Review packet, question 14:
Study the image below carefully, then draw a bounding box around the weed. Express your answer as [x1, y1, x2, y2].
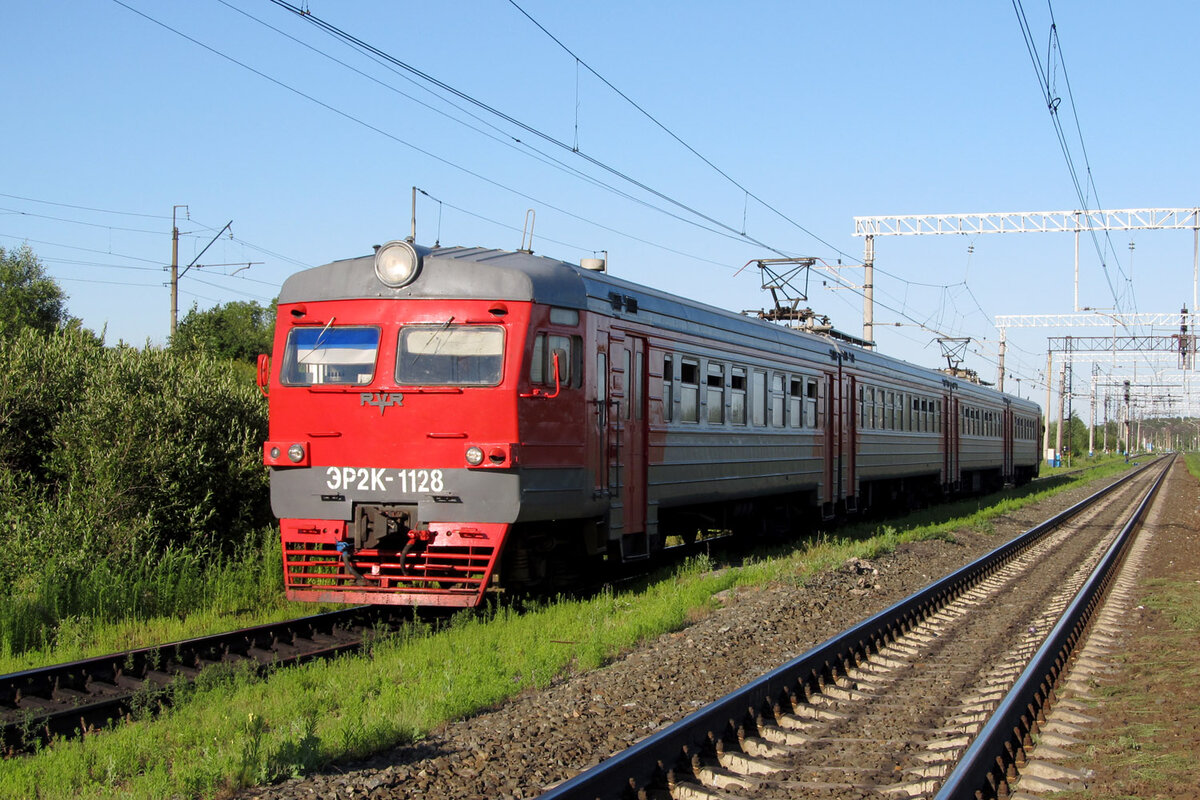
[235, 712, 268, 787]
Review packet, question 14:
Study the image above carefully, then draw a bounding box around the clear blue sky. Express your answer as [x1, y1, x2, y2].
[4, 1, 1198, 408]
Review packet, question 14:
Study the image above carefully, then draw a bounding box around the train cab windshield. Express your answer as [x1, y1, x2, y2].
[396, 324, 504, 386]
[281, 325, 380, 385]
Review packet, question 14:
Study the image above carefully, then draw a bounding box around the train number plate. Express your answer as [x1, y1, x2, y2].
[324, 467, 445, 494]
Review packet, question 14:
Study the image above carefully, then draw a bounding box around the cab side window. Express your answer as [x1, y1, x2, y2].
[530, 333, 580, 387]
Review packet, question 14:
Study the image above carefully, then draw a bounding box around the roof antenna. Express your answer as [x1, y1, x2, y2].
[408, 186, 417, 243]
[519, 209, 536, 253]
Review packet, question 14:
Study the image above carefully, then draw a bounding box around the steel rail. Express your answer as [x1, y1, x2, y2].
[935, 454, 1173, 799]
[536, 459, 1162, 800]
[0, 605, 383, 754]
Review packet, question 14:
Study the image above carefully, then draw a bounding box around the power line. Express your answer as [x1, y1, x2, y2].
[188, 274, 274, 302]
[264, 0, 799, 258]
[58, 276, 162, 289]
[0, 232, 163, 264]
[415, 188, 731, 269]
[0, 192, 171, 220]
[503, 0, 851, 260]
[213, 0, 662, 213]
[4, 190, 314, 273]
[1011, 0, 1126, 312]
[42, 258, 162, 272]
[108, 1, 1010, 371]
[110, 0, 796, 267]
[222, 0, 796, 264]
[0, 206, 164, 235]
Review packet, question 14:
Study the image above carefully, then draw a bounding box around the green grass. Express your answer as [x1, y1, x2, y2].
[1184, 451, 1200, 483]
[1051, 575, 1200, 800]
[0, 527, 293, 674]
[0, 457, 1133, 800]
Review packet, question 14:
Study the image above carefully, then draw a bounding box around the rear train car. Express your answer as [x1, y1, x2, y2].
[259, 241, 1040, 607]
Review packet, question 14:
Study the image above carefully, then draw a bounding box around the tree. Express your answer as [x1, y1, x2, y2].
[171, 299, 276, 362]
[0, 244, 72, 340]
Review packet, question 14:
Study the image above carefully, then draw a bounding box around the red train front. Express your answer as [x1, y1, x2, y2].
[261, 241, 599, 607]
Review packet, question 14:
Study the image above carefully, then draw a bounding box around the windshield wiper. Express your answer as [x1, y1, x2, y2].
[298, 316, 337, 364]
[407, 316, 455, 370]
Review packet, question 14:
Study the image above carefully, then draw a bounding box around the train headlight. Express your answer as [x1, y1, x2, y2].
[465, 446, 484, 466]
[269, 446, 282, 460]
[287, 443, 306, 463]
[374, 240, 422, 288]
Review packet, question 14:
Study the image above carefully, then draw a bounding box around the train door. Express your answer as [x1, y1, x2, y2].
[620, 337, 648, 544]
[1002, 402, 1014, 482]
[844, 372, 858, 512]
[943, 393, 960, 490]
[591, 333, 610, 501]
[605, 333, 648, 557]
[821, 371, 837, 517]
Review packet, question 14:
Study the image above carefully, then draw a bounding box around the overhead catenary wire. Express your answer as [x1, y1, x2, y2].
[0, 192, 173, 220]
[253, 1, 1014, 352]
[0, 207, 164, 236]
[0, 232, 163, 265]
[212, 0, 665, 213]
[1011, 0, 1128, 314]
[214, 0, 792, 270]
[502, 0, 850, 260]
[111, 0, 795, 270]
[266, 0, 782, 253]
[101, 1, 1040, 385]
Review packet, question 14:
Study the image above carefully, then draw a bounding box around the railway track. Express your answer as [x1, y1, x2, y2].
[0, 606, 395, 755]
[538, 456, 1170, 800]
[0, 516, 784, 757]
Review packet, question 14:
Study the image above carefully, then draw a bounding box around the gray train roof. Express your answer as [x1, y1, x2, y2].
[280, 245, 1040, 415]
[278, 246, 589, 307]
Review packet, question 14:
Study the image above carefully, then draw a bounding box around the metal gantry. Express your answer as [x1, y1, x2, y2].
[851, 208, 1200, 456]
[853, 208, 1200, 237]
[852, 208, 1200, 372]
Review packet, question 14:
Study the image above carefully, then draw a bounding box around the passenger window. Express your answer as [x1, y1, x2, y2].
[707, 363, 725, 424]
[731, 367, 748, 425]
[805, 378, 818, 428]
[751, 370, 766, 427]
[790, 378, 803, 428]
[680, 359, 699, 423]
[624, 350, 633, 420]
[596, 353, 606, 427]
[663, 355, 674, 423]
[770, 374, 785, 427]
[633, 351, 644, 420]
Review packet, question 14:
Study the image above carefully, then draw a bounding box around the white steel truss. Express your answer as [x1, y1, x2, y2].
[853, 208, 1200, 237]
[849, 207, 1200, 392]
[995, 312, 1196, 329]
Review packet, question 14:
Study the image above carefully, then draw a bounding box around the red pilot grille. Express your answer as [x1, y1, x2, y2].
[279, 521, 510, 607]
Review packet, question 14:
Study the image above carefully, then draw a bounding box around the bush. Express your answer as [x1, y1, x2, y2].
[49, 344, 270, 554]
[0, 326, 101, 478]
[0, 330, 274, 656]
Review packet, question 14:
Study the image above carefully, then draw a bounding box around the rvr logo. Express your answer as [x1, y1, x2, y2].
[360, 392, 404, 415]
